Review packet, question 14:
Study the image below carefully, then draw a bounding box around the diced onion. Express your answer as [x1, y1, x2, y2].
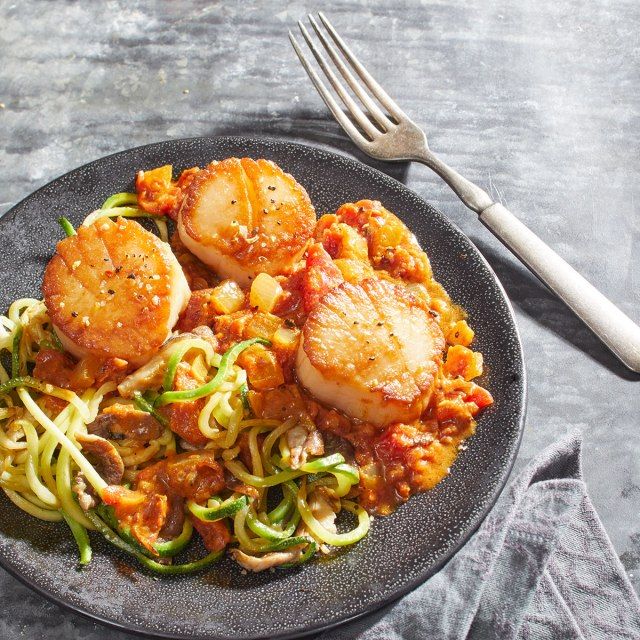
[211, 280, 246, 314]
[446, 320, 475, 347]
[244, 313, 283, 341]
[249, 273, 283, 313]
[272, 325, 300, 349]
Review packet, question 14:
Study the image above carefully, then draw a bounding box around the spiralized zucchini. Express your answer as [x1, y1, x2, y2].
[81, 192, 169, 241]
[0, 198, 370, 574]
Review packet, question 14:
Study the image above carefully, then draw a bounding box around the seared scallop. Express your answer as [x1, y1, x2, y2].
[177, 158, 316, 285]
[296, 278, 445, 426]
[43, 217, 190, 366]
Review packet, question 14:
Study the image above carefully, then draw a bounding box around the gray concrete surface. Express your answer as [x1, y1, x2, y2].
[0, 0, 638, 637]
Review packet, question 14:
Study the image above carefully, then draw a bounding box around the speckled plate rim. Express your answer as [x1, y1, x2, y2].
[0, 136, 527, 640]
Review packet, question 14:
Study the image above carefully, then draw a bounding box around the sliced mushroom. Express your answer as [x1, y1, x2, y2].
[117, 326, 218, 398]
[116, 353, 166, 398]
[85, 415, 112, 440]
[159, 494, 185, 540]
[297, 487, 340, 554]
[75, 433, 125, 485]
[72, 472, 96, 511]
[88, 403, 162, 443]
[308, 487, 338, 534]
[287, 423, 325, 469]
[230, 545, 307, 572]
[177, 437, 204, 452]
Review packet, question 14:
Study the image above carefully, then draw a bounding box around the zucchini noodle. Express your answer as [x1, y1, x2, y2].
[55, 406, 95, 530]
[81, 192, 169, 241]
[58, 217, 76, 237]
[18, 388, 105, 493]
[23, 420, 59, 507]
[4, 488, 63, 522]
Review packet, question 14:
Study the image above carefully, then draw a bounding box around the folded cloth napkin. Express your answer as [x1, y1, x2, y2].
[320, 431, 640, 640]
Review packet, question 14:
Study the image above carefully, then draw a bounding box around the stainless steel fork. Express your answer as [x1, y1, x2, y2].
[290, 13, 640, 373]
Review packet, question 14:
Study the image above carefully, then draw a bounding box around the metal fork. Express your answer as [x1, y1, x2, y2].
[290, 13, 640, 373]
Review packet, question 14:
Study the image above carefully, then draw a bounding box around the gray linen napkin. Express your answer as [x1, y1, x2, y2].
[320, 431, 640, 640]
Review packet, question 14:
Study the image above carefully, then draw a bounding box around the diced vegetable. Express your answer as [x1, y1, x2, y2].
[244, 312, 283, 341]
[250, 273, 283, 313]
[444, 345, 483, 381]
[272, 325, 300, 350]
[446, 320, 475, 347]
[211, 280, 246, 314]
[135, 165, 179, 216]
[237, 345, 284, 391]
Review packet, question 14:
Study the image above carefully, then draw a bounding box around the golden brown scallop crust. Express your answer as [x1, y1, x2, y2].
[43, 218, 185, 363]
[301, 277, 445, 405]
[179, 157, 316, 277]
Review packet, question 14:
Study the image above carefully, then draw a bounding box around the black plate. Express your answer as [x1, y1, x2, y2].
[0, 137, 525, 639]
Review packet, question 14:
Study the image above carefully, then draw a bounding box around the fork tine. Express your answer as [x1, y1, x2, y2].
[307, 14, 394, 132]
[317, 12, 407, 121]
[289, 31, 371, 149]
[296, 21, 380, 140]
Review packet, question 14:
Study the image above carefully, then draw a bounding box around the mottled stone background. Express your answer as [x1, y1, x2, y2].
[0, 0, 638, 637]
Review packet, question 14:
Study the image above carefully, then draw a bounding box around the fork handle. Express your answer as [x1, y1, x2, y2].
[479, 202, 640, 373]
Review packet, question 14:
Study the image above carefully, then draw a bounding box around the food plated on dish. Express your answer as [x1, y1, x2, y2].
[0, 157, 492, 574]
